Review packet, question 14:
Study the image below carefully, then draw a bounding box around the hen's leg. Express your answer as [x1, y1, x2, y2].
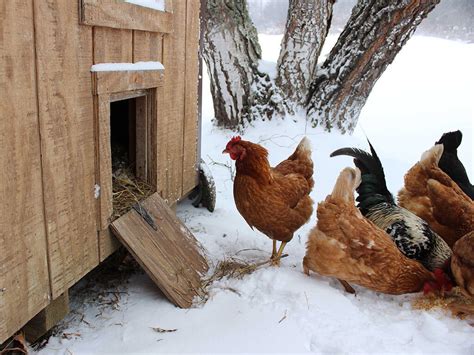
[338, 279, 356, 294]
[271, 240, 277, 258]
[271, 242, 287, 266]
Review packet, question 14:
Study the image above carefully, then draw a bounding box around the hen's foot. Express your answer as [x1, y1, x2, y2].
[270, 242, 288, 267]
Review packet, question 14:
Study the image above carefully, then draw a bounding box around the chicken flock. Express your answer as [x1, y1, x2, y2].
[223, 130, 473, 298]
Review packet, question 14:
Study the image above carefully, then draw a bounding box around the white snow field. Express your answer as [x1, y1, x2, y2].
[37, 35, 473, 354]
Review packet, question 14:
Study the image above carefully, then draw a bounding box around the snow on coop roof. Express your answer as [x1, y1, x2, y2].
[91, 61, 165, 72]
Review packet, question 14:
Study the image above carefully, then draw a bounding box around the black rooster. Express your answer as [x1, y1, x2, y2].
[331, 141, 452, 271]
[436, 130, 473, 200]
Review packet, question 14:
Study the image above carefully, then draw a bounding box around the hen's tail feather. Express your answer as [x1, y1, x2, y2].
[435, 130, 462, 153]
[330, 144, 395, 211]
[290, 137, 312, 159]
[276, 136, 313, 183]
[330, 167, 361, 202]
[435, 130, 473, 199]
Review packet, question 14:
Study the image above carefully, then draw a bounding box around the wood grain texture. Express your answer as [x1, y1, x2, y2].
[92, 70, 164, 95]
[0, 0, 50, 343]
[182, 0, 201, 195]
[135, 95, 148, 180]
[133, 31, 163, 63]
[111, 193, 208, 308]
[80, 0, 173, 33]
[34, 0, 99, 299]
[23, 291, 69, 342]
[98, 228, 120, 262]
[96, 95, 113, 230]
[159, 0, 187, 203]
[94, 27, 133, 64]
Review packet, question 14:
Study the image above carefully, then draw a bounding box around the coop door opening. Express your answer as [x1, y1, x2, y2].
[110, 96, 154, 220]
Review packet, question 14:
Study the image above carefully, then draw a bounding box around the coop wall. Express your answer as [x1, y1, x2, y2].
[0, 0, 201, 343]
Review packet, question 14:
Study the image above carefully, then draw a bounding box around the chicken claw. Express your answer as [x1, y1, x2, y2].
[270, 242, 287, 267]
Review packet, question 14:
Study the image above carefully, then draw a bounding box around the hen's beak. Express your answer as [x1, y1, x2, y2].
[222, 149, 229, 154]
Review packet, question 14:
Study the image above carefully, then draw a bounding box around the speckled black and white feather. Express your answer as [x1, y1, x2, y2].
[331, 141, 452, 271]
[365, 203, 451, 270]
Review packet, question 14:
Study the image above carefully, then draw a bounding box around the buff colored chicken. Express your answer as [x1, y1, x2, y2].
[451, 231, 474, 297]
[398, 144, 474, 248]
[303, 167, 450, 295]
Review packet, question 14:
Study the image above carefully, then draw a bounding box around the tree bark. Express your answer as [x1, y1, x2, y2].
[201, 0, 262, 128]
[276, 0, 335, 111]
[306, 0, 440, 133]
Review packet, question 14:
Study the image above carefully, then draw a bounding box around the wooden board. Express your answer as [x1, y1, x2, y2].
[111, 193, 208, 308]
[95, 95, 113, 230]
[34, 0, 99, 299]
[92, 70, 164, 95]
[80, 0, 173, 33]
[98, 228, 121, 262]
[94, 27, 133, 63]
[23, 291, 69, 342]
[0, 0, 50, 343]
[160, 0, 187, 203]
[182, 0, 201, 195]
[133, 31, 163, 63]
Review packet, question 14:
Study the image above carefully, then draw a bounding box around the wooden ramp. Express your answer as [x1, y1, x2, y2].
[111, 193, 208, 308]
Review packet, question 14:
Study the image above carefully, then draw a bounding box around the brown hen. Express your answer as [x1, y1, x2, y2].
[303, 167, 438, 295]
[223, 136, 313, 265]
[398, 144, 474, 248]
[451, 231, 474, 297]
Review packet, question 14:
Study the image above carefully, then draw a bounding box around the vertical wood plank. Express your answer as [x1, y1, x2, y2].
[133, 30, 163, 63]
[160, 0, 187, 203]
[34, 0, 98, 299]
[0, 0, 50, 343]
[135, 95, 148, 180]
[96, 95, 113, 230]
[94, 27, 133, 63]
[182, 0, 201, 195]
[98, 229, 121, 262]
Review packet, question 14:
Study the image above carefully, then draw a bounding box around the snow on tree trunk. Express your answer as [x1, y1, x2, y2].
[306, 0, 440, 133]
[202, 0, 286, 129]
[276, 0, 335, 111]
[201, 0, 261, 128]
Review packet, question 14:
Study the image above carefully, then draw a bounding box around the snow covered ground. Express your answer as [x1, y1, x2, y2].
[37, 35, 473, 354]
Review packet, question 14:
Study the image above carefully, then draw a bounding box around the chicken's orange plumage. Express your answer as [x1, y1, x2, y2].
[223, 137, 314, 264]
[303, 167, 440, 295]
[451, 231, 474, 297]
[398, 144, 474, 248]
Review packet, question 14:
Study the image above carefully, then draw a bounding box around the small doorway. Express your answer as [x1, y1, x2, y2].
[109, 93, 155, 220]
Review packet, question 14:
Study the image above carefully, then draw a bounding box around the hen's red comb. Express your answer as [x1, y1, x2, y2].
[231, 136, 241, 143]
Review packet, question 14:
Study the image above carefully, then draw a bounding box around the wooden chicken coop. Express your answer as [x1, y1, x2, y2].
[0, 0, 204, 343]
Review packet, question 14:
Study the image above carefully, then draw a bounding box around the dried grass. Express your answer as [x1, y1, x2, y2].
[211, 258, 259, 281]
[203, 254, 288, 288]
[412, 287, 474, 320]
[112, 167, 154, 220]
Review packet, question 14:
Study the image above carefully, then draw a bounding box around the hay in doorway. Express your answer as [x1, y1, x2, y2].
[112, 167, 154, 220]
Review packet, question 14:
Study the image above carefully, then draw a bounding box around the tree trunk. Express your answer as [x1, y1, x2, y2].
[276, 0, 335, 111]
[306, 0, 440, 133]
[201, 0, 261, 128]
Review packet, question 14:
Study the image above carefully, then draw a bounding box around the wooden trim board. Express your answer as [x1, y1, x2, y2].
[80, 0, 173, 33]
[110, 193, 208, 308]
[92, 70, 164, 95]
